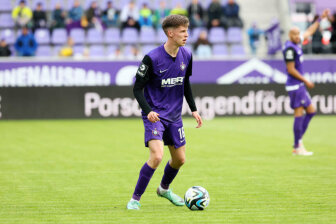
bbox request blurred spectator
[139,3,153,27]
[207,0,226,29]
[187,0,204,29]
[66,0,84,32]
[32,2,47,32]
[51,3,66,30]
[223,0,243,28]
[14,26,38,56]
[328,12,336,53]
[153,1,170,29]
[311,15,323,54]
[108,46,122,59]
[170,3,188,16]
[193,30,212,58]
[125,45,142,59]
[247,22,263,55]
[0,39,11,57]
[59,37,74,57]
[86,1,105,31]
[12,0,33,29]
[102,1,119,27]
[120,1,140,31]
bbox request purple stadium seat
[53,45,62,56]
[0,0,13,11]
[139,27,156,44]
[89,45,105,57]
[212,44,229,56]
[35,29,50,45]
[121,28,139,44]
[227,27,243,44]
[0,13,14,28]
[169,0,187,9]
[50,0,63,10]
[70,28,85,44]
[36,45,52,56]
[104,28,120,44]
[189,27,205,44]
[157,29,167,44]
[231,44,245,56]
[73,45,85,55]
[208,27,227,44]
[107,45,121,58]
[86,28,104,44]
[1,29,16,45]
[51,28,67,45]
[141,44,156,55]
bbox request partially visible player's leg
[127,140,164,210]
[157,145,185,206]
[301,104,316,139]
[293,106,304,149]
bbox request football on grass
[184,186,210,210]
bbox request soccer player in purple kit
[127,15,203,210]
[283,9,329,156]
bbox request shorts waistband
[285,83,304,91]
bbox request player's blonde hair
[162,15,189,35]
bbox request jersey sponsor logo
[160,69,168,73]
[161,77,184,87]
[136,63,148,77]
[285,49,294,60]
[180,61,186,71]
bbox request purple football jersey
[143,45,192,122]
[283,40,304,86]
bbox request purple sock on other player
[293,116,304,148]
[301,112,316,139]
[132,162,156,201]
[160,161,179,190]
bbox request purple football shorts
[287,85,312,109]
[142,117,186,149]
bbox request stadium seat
[0,13,14,28]
[50,0,63,10]
[231,44,245,56]
[86,28,104,44]
[104,28,121,44]
[170,0,187,9]
[73,45,85,56]
[1,29,16,45]
[89,45,105,57]
[139,27,157,44]
[70,28,85,44]
[141,44,157,55]
[121,28,139,44]
[0,0,13,11]
[107,45,120,58]
[189,27,206,44]
[35,29,50,45]
[157,29,167,44]
[227,27,243,44]
[36,45,52,57]
[51,28,67,45]
[212,44,229,56]
[208,27,227,44]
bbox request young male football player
[127,15,203,210]
[283,9,329,156]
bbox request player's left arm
[184,55,203,128]
[303,9,329,40]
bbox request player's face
[171,25,189,46]
[289,28,301,44]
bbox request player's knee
[175,157,186,167]
[152,154,163,167]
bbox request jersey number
[178,127,185,139]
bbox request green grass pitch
[0,116,335,224]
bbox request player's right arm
[133,55,160,123]
[284,48,314,89]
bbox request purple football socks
[293,116,304,148]
[160,161,179,190]
[132,162,156,201]
[301,112,316,139]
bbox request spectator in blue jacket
[14,26,38,56]
[224,0,243,28]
